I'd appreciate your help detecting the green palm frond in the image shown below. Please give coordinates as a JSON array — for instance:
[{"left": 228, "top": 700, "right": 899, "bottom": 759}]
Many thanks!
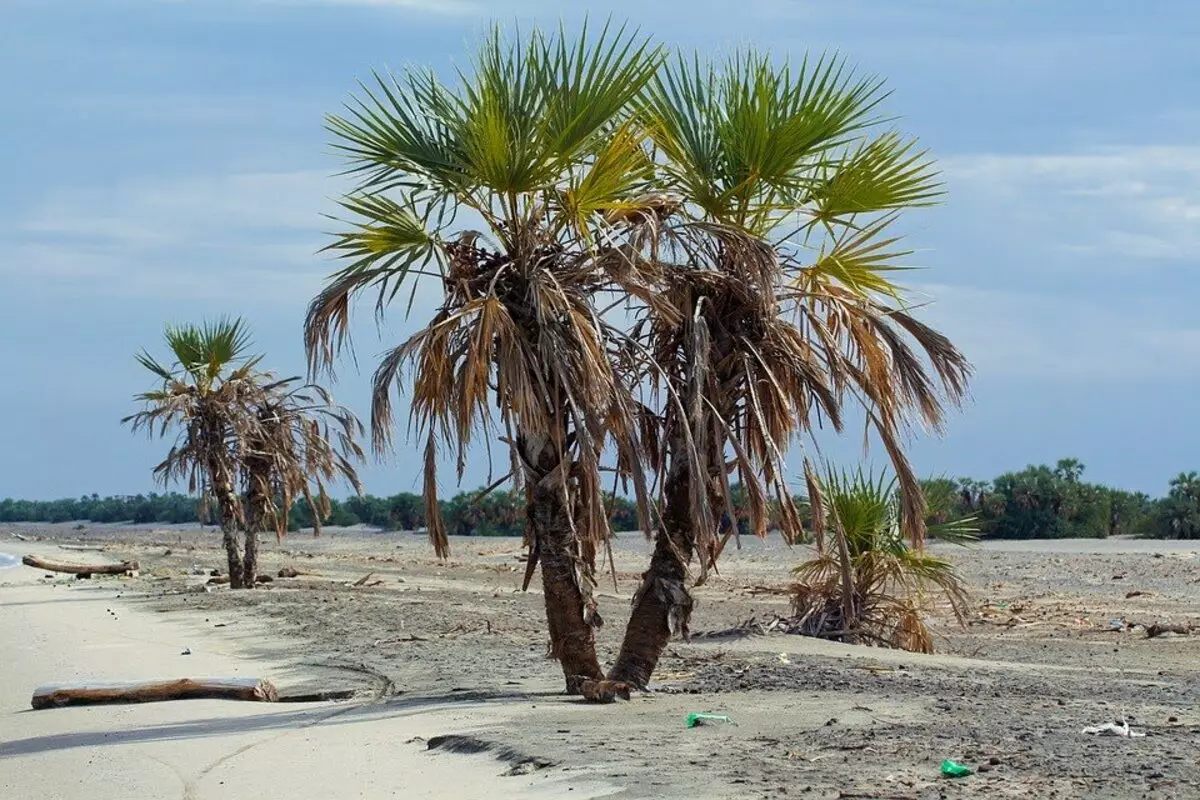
[
  {"left": 163, "top": 317, "right": 254, "bottom": 384},
  {"left": 802, "top": 214, "right": 913, "bottom": 299},
  {"left": 809, "top": 132, "right": 942, "bottom": 223},
  {"left": 647, "top": 50, "right": 889, "bottom": 232},
  {"left": 557, "top": 121, "right": 654, "bottom": 239}
]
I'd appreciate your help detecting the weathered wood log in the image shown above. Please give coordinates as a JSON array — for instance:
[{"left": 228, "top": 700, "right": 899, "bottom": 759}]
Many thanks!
[
  {"left": 31, "top": 677, "right": 279, "bottom": 709},
  {"left": 21, "top": 554, "right": 138, "bottom": 575},
  {"left": 1146, "top": 622, "right": 1193, "bottom": 638},
  {"left": 57, "top": 544, "right": 108, "bottom": 553}
]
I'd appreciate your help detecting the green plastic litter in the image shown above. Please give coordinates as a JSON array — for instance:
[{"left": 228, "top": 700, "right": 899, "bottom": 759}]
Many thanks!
[
  {"left": 686, "top": 713, "right": 733, "bottom": 728},
  {"left": 940, "top": 759, "right": 973, "bottom": 778}
]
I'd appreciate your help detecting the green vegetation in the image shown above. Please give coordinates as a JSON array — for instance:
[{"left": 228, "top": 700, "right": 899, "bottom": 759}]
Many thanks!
[
  {"left": 5, "top": 460, "right": 1192, "bottom": 540},
  {"left": 792, "top": 469, "right": 974, "bottom": 654},
  {"left": 0, "top": 487, "right": 642, "bottom": 536},
  {"left": 927, "top": 458, "right": 1156, "bottom": 539}
]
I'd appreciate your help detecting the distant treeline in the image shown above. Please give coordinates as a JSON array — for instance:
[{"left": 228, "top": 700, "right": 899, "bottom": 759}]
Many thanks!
[
  {"left": 5, "top": 459, "right": 1200, "bottom": 539},
  {"left": 0, "top": 489, "right": 642, "bottom": 537}
]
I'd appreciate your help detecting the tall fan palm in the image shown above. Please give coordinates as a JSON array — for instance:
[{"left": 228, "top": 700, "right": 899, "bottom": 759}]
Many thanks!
[
  {"left": 607, "top": 52, "right": 971, "bottom": 686},
  {"left": 124, "top": 318, "right": 267, "bottom": 588},
  {"left": 305, "top": 23, "right": 665, "bottom": 693},
  {"left": 242, "top": 379, "right": 365, "bottom": 583}
]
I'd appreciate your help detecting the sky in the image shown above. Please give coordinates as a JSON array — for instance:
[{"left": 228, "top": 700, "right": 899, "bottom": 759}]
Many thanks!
[{"left": 2, "top": 0, "right": 1198, "bottom": 500}]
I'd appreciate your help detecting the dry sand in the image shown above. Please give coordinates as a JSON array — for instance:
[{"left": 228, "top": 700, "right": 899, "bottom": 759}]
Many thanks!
[{"left": 4, "top": 524, "right": 1200, "bottom": 799}]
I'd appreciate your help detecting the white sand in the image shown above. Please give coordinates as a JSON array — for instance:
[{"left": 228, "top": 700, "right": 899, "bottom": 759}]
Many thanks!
[{"left": 0, "top": 543, "right": 619, "bottom": 800}]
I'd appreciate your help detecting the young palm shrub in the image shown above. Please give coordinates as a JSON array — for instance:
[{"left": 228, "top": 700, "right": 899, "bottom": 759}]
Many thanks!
[
  {"left": 124, "top": 318, "right": 269, "bottom": 589},
  {"left": 304, "top": 23, "right": 666, "bottom": 694},
  {"left": 790, "top": 469, "right": 975, "bottom": 654},
  {"left": 242, "top": 380, "right": 364, "bottom": 584},
  {"left": 607, "top": 51, "right": 971, "bottom": 686}
]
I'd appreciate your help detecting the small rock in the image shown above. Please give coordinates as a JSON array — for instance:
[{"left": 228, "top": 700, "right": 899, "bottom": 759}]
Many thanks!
[
  {"left": 1169, "top": 716, "right": 1178, "bottom": 723},
  {"left": 978, "top": 764, "right": 993, "bottom": 773},
  {"left": 989, "top": 757, "right": 1001, "bottom": 766},
  {"left": 181, "top": 648, "right": 192, "bottom": 655}
]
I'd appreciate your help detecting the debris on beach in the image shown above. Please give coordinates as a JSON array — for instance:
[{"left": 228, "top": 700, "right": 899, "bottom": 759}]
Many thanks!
[
  {"left": 21, "top": 554, "right": 139, "bottom": 576},
  {"left": 1081, "top": 720, "right": 1146, "bottom": 738},
  {"left": 940, "top": 759, "right": 973, "bottom": 778},
  {"left": 31, "top": 677, "right": 279, "bottom": 709},
  {"left": 686, "top": 713, "right": 734, "bottom": 728},
  {"left": 1146, "top": 621, "right": 1194, "bottom": 638}
]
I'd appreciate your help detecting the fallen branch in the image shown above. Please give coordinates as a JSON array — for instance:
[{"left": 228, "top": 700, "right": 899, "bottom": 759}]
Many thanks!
[
  {"left": 57, "top": 544, "right": 108, "bottom": 553},
  {"left": 22, "top": 554, "right": 138, "bottom": 575},
  {"left": 1146, "top": 622, "right": 1193, "bottom": 639},
  {"left": 352, "top": 572, "right": 375, "bottom": 587},
  {"left": 31, "top": 677, "right": 278, "bottom": 709}
]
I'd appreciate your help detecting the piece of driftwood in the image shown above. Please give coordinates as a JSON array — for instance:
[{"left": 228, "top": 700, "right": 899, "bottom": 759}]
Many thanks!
[
  {"left": 57, "top": 544, "right": 108, "bottom": 553},
  {"left": 21, "top": 554, "right": 138, "bottom": 575},
  {"left": 31, "top": 677, "right": 279, "bottom": 710},
  {"left": 1146, "top": 622, "right": 1193, "bottom": 638}
]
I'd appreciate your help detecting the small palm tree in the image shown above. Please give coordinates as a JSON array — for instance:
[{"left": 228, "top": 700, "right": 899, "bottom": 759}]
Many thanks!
[
  {"left": 607, "top": 51, "right": 970, "bottom": 686},
  {"left": 305, "top": 23, "right": 665, "bottom": 693},
  {"left": 790, "top": 469, "right": 974, "bottom": 654},
  {"left": 126, "top": 319, "right": 362, "bottom": 588},
  {"left": 124, "top": 318, "right": 267, "bottom": 588}
]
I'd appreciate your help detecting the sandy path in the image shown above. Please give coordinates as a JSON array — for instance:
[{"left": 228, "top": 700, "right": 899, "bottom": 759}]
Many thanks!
[{"left": 0, "top": 544, "right": 620, "bottom": 800}]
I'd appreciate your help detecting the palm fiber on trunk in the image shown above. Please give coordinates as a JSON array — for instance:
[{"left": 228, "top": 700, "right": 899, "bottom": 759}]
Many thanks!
[
  {"left": 608, "top": 461, "right": 695, "bottom": 687},
  {"left": 525, "top": 440, "right": 603, "bottom": 694}
]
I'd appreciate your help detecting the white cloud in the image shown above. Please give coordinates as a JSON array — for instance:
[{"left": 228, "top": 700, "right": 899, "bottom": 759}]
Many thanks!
[
  {"left": 259, "top": 0, "right": 481, "bottom": 13},
  {"left": 942, "top": 146, "right": 1200, "bottom": 262},
  {"left": 9, "top": 170, "right": 345, "bottom": 302},
  {"left": 910, "top": 282, "right": 1200, "bottom": 382}
]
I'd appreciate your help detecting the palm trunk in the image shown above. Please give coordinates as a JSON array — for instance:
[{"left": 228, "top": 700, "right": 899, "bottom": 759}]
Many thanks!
[
  {"left": 213, "top": 480, "right": 245, "bottom": 589},
  {"left": 608, "top": 456, "right": 695, "bottom": 688},
  {"left": 242, "top": 529, "right": 259, "bottom": 588},
  {"left": 243, "top": 463, "right": 271, "bottom": 591},
  {"left": 524, "top": 437, "right": 603, "bottom": 694}
]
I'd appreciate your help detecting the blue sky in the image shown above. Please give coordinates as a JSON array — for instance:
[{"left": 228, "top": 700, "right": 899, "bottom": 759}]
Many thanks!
[{"left": 2, "top": 0, "right": 1198, "bottom": 500}]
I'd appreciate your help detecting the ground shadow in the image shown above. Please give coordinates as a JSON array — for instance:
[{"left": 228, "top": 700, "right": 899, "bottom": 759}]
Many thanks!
[{"left": 0, "top": 689, "right": 553, "bottom": 758}]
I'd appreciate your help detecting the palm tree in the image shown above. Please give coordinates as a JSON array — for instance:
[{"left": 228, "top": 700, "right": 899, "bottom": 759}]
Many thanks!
[
  {"left": 606, "top": 52, "right": 970, "bottom": 686},
  {"left": 124, "top": 318, "right": 268, "bottom": 588},
  {"left": 304, "top": 23, "right": 666, "bottom": 693},
  {"left": 790, "top": 468, "right": 975, "bottom": 654},
  {"left": 242, "top": 379, "right": 365, "bottom": 583}
]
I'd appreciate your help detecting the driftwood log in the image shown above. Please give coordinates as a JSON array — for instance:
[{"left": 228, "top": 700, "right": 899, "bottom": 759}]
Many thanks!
[
  {"left": 57, "top": 544, "right": 108, "bottom": 553},
  {"left": 31, "top": 678, "right": 279, "bottom": 710},
  {"left": 1146, "top": 622, "right": 1193, "bottom": 638},
  {"left": 21, "top": 554, "right": 138, "bottom": 575}
]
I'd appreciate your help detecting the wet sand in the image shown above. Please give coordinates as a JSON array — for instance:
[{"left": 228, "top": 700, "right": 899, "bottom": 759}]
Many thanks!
[{"left": 3, "top": 524, "right": 1200, "bottom": 799}]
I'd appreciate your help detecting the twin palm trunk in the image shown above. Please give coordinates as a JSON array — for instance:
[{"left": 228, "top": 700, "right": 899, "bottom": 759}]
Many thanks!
[{"left": 533, "top": 435, "right": 705, "bottom": 693}]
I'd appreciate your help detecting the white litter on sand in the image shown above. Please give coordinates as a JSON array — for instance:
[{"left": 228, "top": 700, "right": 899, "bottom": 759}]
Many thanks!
[{"left": 1082, "top": 720, "right": 1146, "bottom": 738}]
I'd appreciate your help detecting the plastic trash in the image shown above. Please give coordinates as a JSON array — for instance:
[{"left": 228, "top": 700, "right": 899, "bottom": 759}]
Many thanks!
[
  {"left": 686, "top": 713, "right": 733, "bottom": 728},
  {"left": 940, "top": 759, "right": 973, "bottom": 778},
  {"left": 1082, "top": 720, "right": 1145, "bottom": 738}
]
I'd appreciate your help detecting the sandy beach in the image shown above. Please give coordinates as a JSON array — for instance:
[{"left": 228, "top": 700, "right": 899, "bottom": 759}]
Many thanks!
[{"left": 3, "top": 524, "right": 1200, "bottom": 799}]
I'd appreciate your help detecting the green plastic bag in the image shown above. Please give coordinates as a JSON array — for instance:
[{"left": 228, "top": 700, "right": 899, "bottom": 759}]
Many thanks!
[
  {"left": 686, "top": 713, "right": 733, "bottom": 728},
  {"left": 940, "top": 759, "right": 973, "bottom": 778}
]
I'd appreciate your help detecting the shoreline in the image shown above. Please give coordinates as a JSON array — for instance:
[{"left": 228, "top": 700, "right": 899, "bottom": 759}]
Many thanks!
[{"left": 0, "top": 540, "right": 623, "bottom": 800}]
